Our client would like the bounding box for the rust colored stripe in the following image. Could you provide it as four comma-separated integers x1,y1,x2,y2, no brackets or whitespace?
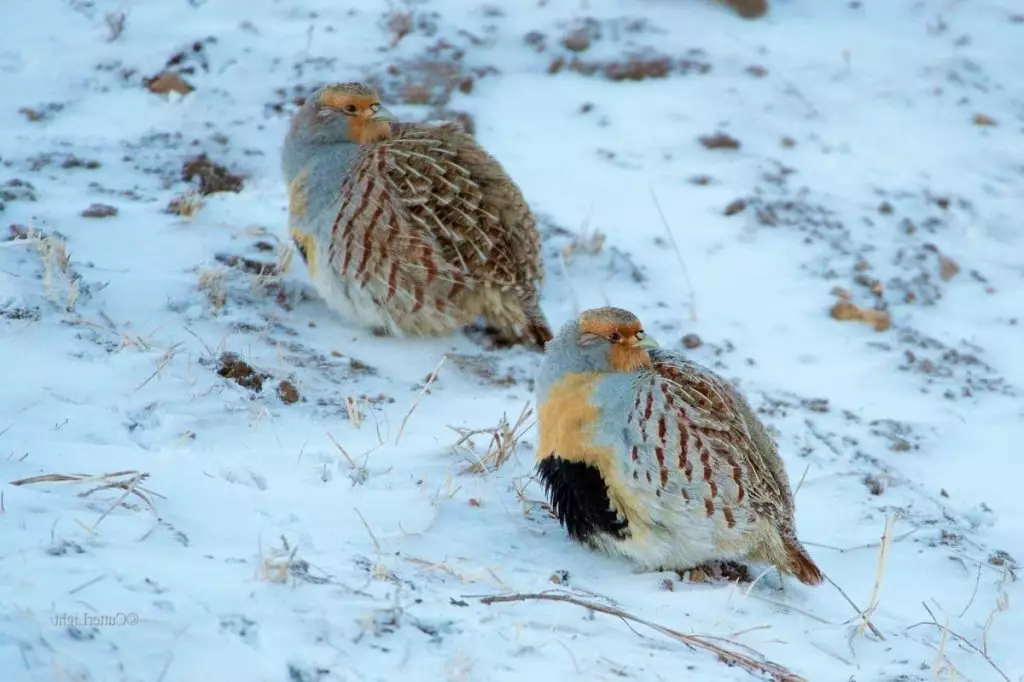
645,471,652,484
421,241,438,285
386,260,400,302
723,506,736,528
448,271,466,300
341,176,376,274
704,498,714,517
655,446,668,487
631,446,639,462
708,479,718,498
644,391,654,421
657,416,667,441
410,281,425,313
356,205,384,283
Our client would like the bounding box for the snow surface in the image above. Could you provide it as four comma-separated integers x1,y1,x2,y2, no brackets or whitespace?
2,0,1023,680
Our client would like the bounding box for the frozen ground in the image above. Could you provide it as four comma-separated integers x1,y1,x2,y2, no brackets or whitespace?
1,0,1023,680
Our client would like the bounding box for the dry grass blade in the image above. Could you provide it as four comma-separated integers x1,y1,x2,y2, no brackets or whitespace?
10,470,161,523
855,514,895,639
395,355,446,445
909,602,1010,682
473,591,804,681
649,186,697,322
450,402,534,474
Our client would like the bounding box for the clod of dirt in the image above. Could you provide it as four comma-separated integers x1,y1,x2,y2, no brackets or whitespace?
17,103,64,122
699,132,741,150
938,254,960,281
829,299,892,332
682,333,703,349
562,26,594,53
972,113,997,127
81,203,118,218
216,352,268,392
0,179,37,212
688,175,713,186
863,474,886,495
182,154,244,196
277,380,300,404
721,0,768,18
62,156,101,170
548,51,692,82
214,253,278,277
745,65,768,78
723,198,747,216
780,136,797,148
660,578,675,591
145,71,195,96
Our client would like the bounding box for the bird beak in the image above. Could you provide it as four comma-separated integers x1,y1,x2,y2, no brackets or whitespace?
371,106,393,122
636,335,659,350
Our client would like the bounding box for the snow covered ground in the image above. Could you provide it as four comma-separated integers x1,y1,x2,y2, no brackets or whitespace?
2,0,1023,680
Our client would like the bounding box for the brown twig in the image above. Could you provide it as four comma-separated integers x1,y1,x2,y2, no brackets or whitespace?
472,591,804,681
824,575,885,640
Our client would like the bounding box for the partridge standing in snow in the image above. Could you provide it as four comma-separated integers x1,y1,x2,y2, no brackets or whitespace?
535,307,823,585
281,82,552,349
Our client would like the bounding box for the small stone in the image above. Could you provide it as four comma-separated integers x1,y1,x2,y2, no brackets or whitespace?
81,203,118,218
277,380,299,404
146,71,194,96
681,333,703,349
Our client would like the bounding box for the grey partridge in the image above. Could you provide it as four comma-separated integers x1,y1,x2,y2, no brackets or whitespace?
534,307,823,585
281,82,552,348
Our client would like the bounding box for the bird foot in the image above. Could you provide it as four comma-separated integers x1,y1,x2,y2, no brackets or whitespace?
674,560,753,585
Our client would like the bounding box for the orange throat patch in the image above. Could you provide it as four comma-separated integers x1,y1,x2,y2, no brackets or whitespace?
608,344,653,372
347,117,392,145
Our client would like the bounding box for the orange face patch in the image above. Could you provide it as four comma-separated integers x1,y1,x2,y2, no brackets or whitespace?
319,91,378,112
317,92,391,144
578,317,653,372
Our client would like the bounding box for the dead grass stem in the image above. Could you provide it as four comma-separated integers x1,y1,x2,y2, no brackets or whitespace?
910,601,1010,682
649,187,697,322
395,355,446,445
10,470,161,525
449,402,533,474
472,591,804,681
855,513,895,639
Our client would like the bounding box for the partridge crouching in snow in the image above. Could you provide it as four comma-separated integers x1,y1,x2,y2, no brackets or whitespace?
281,82,552,349
535,307,823,585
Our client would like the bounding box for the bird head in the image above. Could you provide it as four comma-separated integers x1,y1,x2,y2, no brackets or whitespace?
571,307,659,373
290,82,394,145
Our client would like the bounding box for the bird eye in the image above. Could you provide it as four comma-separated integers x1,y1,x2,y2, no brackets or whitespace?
636,330,645,340
370,102,380,112
343,104,357,114
608,331,622,343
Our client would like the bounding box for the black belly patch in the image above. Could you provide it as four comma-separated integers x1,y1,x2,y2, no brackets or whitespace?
537,455,629,543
